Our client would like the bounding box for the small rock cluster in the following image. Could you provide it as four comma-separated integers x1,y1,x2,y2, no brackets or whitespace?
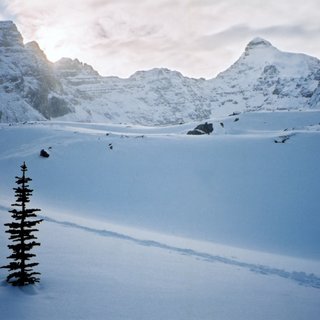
187,122,213,135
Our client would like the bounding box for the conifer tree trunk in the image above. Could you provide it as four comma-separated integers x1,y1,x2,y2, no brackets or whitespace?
1,162,43,286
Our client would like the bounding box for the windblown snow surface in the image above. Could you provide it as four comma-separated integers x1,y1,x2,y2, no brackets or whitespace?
0,111,320,319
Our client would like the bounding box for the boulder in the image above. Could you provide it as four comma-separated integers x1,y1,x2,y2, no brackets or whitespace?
195,122,213,134
187,122,213,135
187,129,205,135
40,149,50,158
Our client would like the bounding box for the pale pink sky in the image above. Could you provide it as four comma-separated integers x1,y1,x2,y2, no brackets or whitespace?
1,0,319,78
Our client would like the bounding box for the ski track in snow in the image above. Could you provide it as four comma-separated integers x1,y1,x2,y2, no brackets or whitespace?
43,216,320,290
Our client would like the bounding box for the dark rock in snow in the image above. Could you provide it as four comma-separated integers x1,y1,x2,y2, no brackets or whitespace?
228,112,241,116
187,129,205,135
187,122,213,135
195,122,213,134
274,135,290,143
40,149,50,157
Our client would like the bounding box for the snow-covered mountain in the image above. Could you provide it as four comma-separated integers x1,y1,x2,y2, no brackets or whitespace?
0,21,319,124
210,38,320,115
0,21,71,122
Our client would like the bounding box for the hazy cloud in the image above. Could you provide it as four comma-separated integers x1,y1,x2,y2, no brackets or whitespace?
198,24,320,50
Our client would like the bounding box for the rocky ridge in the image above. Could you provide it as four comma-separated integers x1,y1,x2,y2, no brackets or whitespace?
0,22,319,125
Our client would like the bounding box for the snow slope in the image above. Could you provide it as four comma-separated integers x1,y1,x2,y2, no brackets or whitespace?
0,111,320,319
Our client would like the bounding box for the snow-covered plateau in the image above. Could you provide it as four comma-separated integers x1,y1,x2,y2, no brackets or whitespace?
0,111,320,319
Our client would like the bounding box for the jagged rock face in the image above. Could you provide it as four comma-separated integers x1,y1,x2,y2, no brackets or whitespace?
308,83,320,107
0,21,71,122
0,22,319,124
54,57,99,77
24,41,71,119
53,65,213,125
0,21,23,48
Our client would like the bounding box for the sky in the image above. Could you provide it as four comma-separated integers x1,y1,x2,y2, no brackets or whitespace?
0,0,319,79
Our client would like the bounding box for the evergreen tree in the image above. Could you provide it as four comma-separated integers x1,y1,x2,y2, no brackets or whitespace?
1,162,43,286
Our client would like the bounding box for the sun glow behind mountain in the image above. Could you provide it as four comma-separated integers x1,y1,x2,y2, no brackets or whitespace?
32,25,79,63
1,0,319,78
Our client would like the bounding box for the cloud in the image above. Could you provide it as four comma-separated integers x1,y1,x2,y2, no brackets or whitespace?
1,0,320,79
198,24,320,49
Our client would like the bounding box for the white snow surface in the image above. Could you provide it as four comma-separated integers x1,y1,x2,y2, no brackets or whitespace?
0,110,320,319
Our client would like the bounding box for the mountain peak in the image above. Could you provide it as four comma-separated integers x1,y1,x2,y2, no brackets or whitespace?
130,68,184,80
25,41,49,61
0,20,23,47
1,20,319,124
54,57,100,76
245,37,273,51
0,20,16,29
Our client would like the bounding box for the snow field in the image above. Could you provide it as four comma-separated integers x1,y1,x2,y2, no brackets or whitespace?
1,210,320,320
0,110,320,319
